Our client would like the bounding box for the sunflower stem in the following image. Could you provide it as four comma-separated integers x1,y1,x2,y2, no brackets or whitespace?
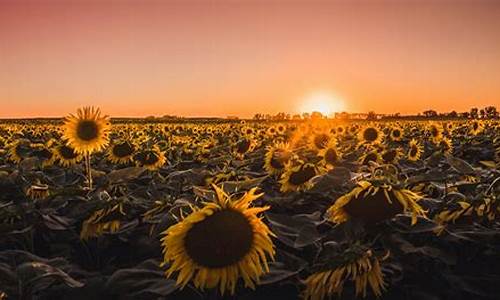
85,153,93,190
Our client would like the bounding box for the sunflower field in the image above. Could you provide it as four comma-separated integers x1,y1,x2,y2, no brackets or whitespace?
0,107,499,299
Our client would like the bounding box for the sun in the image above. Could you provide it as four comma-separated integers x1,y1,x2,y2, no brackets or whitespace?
299,91,346,116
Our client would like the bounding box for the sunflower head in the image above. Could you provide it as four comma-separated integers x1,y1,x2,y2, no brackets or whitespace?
389,127,403,141
311,132,332,151
469,120,484,135
381,147,402,164
279,161,318,192
304,246,387,299
407,139,423,161
264,142,293,175
318,139,341,167
428,123,443,143
160,185,275,295
358,126,383,145
107,140,136,164
134,145,166,170
359,150,382,166
328,179,426,225
62,106,110,155
54,143,82,167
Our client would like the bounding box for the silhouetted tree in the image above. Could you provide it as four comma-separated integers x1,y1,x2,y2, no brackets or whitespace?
484,106,498,119
423,110,438,118
366,111,377,120
470,107,479,119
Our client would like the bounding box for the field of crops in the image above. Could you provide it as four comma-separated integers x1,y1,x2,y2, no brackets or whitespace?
0,107,499,299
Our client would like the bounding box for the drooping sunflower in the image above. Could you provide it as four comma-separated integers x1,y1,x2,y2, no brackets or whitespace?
106,140,136,164
304,247,387,300
7,139,31,163
160,186,275,295
327,180,426,225
134,146,166,170
433,201,474,236
80,200,126,240
233,137,256,158
407,139,423,161
26,182,50,200
318,139,341,167
62,106,110,154
381,147,402,164
359,150,382,166
264,142,293,176
358,126,383,145
53,144,83,167
279,161,318,192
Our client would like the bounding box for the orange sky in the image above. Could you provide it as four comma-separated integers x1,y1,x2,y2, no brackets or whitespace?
1,0,500,118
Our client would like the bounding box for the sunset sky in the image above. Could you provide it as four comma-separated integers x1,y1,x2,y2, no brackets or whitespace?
1,0,500,118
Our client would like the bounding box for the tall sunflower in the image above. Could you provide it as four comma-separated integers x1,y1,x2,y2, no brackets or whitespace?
160,185,275,295
304,248,387,299
62,106,110,155
327,180,426,225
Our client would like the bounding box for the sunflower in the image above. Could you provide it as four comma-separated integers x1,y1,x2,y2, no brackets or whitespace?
160,185,275,295
407,139,423,161
428,123,443,143
358,126,383,145
469,120,484,135
264,142,293,176
134,146,166,170
106,140,136,164
53,144,82,167
233,137,255,158
80,201,126,240
436,137,453,154
304,248,386,300
62,106,110,154
381,148,402,164
311,132,332,151
389,127,403,141
279,161,318,192
433,201,474,236
7,139,31,163
26,183,50,200
318,139,341,167
327,180,426,225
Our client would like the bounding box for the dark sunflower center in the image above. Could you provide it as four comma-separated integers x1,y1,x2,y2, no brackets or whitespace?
324,148,338,164
473,122,479,130
112,142,134,158
409,146,418,157
184,209,254,268
142,151,160,165
59,145,78,159
288,165,316,186
363,128,378,142
236,139,251,153
76,120,99,141
313,134,329,149
382,150,397,163
392,130,401,137
344,188,404,223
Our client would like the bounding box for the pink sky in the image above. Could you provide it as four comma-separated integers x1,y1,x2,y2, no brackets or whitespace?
1,0,499,118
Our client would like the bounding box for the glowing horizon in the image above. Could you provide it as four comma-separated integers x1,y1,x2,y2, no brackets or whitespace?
1,1,499,118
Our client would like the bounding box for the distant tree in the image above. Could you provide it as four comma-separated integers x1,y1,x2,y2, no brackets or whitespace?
460,112,470,118
470,107,479,119
311,111,324,120
292,114,302,120
479,109,486,119
484,106,498,119
366,111,377,120
423,110,438,118
335,112,350,120
274,112,286,120
253,113,264,120
448,110,458,118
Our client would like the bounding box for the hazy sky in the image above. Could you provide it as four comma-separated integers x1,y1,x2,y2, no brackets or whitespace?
1,0,500,118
